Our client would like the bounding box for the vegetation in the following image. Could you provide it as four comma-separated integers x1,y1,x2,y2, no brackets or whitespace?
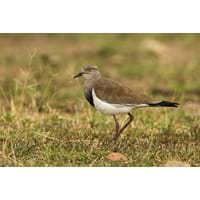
0,33,200,166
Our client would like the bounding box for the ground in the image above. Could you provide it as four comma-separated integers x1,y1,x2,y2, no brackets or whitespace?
0,34,200,166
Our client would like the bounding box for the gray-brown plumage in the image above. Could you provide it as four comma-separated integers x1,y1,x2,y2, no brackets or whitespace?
74,64,179,142
90,77,151,105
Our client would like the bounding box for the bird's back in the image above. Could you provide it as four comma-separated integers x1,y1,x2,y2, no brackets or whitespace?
86,77,151,105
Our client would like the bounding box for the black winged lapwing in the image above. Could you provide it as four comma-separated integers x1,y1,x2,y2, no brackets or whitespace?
74,64,179,142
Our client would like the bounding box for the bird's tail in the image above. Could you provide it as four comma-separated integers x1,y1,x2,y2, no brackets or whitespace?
148,101,179,108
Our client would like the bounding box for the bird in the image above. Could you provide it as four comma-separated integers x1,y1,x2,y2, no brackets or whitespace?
74,64,179,142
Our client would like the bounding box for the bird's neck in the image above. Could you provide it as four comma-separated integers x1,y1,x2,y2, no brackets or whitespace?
84,77,101,90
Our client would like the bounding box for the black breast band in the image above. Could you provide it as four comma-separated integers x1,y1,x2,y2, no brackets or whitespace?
84,88,94,107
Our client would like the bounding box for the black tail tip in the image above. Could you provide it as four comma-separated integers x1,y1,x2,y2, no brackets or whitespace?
149,101,179,107
169,102,179,107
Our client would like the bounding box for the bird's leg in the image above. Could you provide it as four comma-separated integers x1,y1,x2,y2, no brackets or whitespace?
118,113,134,135
113,115,120,136
109,115,120,144
111,113,134,143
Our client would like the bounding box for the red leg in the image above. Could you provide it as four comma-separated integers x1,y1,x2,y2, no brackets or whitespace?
113,115,120,134
111,113,134,143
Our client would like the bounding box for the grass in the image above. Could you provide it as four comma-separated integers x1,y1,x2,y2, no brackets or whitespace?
0,33,200,166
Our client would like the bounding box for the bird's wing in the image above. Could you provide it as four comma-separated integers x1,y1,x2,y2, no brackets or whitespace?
94,77,152,105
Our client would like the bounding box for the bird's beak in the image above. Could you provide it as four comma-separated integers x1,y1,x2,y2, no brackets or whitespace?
73,72,84,78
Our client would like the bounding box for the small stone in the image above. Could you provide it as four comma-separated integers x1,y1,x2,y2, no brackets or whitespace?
106,152,128,162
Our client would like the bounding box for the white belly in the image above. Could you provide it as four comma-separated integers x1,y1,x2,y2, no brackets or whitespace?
92,89,134,115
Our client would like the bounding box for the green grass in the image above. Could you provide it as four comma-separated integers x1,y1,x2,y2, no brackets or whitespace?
0,33,200,166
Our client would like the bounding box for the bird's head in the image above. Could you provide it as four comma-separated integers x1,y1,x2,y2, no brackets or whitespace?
74,64,101,80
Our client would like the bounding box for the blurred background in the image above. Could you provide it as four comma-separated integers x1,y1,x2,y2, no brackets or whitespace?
1,33,200,166
0,33,199,115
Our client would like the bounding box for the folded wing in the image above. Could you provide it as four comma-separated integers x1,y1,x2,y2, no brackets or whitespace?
94,78,151,105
